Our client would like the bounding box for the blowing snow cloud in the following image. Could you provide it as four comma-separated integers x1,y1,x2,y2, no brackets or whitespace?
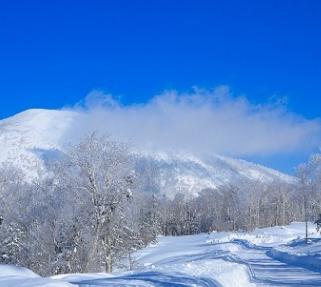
68,86,321,157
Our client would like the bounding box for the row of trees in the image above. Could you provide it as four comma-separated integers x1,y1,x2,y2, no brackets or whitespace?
0,134,320,275
297,154,321,241
157,182,303,236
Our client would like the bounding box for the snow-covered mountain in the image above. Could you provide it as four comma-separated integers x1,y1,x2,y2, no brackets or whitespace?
0,109,296,197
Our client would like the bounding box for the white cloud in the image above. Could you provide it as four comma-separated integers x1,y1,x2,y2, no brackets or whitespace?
67,86,321,157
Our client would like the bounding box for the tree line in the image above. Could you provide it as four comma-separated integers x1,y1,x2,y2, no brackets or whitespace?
0,134,320,275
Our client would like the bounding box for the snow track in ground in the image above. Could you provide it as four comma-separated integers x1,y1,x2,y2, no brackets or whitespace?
226,239,321,286
71,235,321,286
73,271,221,287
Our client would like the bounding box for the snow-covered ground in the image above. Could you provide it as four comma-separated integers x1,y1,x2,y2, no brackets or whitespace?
0,265,74,287
1,222,321,286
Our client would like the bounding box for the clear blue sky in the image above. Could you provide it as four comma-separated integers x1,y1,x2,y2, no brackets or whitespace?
1,0,321,172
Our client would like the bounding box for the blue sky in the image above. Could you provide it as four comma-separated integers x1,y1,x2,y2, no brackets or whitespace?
1,0,321,173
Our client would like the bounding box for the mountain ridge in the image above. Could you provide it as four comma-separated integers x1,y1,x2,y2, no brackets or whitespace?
0,109,296,196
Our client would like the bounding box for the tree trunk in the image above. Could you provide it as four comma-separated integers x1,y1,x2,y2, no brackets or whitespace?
305,220,309,243
105,250,112,273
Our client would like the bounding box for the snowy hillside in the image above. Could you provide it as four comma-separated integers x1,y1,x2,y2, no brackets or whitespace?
0,109,76,176
136,151,295,197
0,109,295,196
1,222,321,286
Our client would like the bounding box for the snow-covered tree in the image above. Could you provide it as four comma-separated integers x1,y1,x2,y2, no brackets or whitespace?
54,133,135,272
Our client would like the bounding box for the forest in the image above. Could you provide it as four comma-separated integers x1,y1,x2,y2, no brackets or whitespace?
0,133,320,276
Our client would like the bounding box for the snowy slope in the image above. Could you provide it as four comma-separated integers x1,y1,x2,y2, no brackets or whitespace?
0,109,76,177
136,151,295,197
0,109,295,196
60,222,321,286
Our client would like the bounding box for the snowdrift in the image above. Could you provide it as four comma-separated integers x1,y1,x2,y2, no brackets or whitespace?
0,265,75,287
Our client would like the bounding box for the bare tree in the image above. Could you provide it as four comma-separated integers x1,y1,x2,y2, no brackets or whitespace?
55,133,135,272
